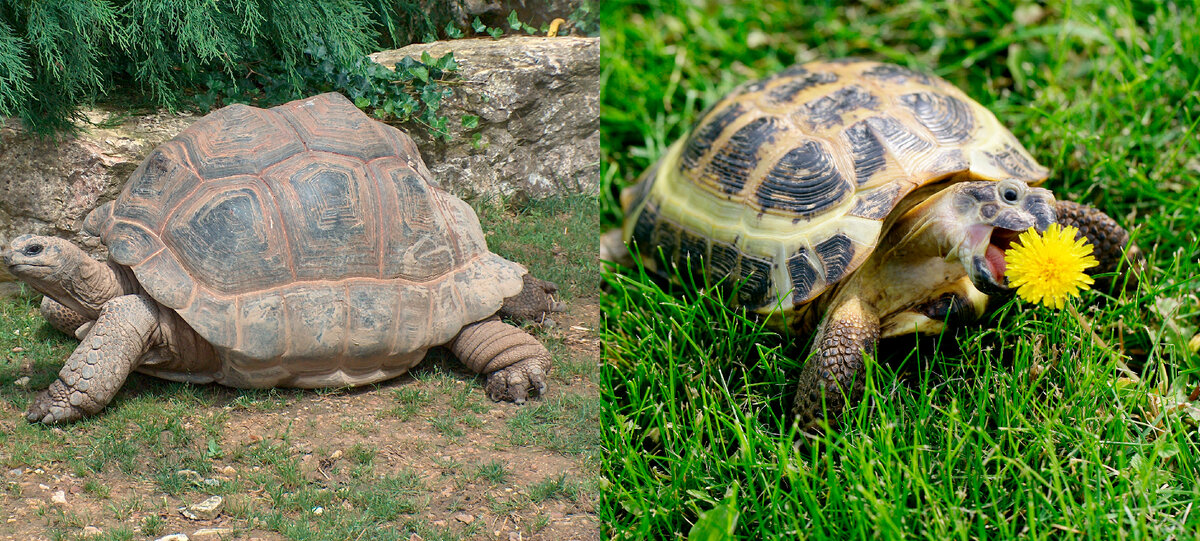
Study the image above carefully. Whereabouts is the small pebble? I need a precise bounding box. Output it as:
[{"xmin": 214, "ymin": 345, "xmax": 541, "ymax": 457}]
[
  {"xmin": 192, "ymin": 528, "xmax": 233, "ymax": 540},
  {"xmin": 7, "ymin": 468, "xmax": 21, "ymax": 476},
  {"xmin": 312, "ymin": 506, "xmax": 324, "ymax": 515},
  {"xmin": 50, "ymin": 490, "xmax": 67, "ymax": 505},
  {"xmin": 13, "ymin": 377, "xmax": 29, "ymax": 388},
  {"xmin": 454, "ymin": 513, "xmax": 474, "ymax": 524},
  {"xmin": 11, "ymin": 346, "xmax": 24, "ymax": 353},
  {"xmin": 83, "ymin": 525, "xmax": 102, "ymax": 536},
  {"xmin": 219, "ymin": 466, "xmax": 236, "ymax": 477},
  {"xmin": 153, "ymin": 535, "xmax": 189, "ymax": 541},
  {"xmin": 433, "ymin": 520, "xmax": 447, "ymax": 527},
  {"xmin": 180, "ymin": 495, "xmax": 224, "ymax": 520}
]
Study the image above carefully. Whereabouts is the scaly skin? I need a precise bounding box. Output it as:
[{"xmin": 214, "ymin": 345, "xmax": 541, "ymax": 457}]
[
  {"xmin": 449, "ymin": 316, "xmax": 551, "ymax": 403},
  {"xmin": 1054, "ymin": 200, "xmax": 1144, "ymax": 291},
  {"xmin": 26, "ymin": 294, "xmax": 159, "ymax": 424},
  {"xmin": 39, "ymin": 296, "xmax": 92, "ymax": 337},
  {"xmin": 792, "ymin": 297, "xmax": 880, "ymax": 430},
  {"xmin": 498, "ymin": 274, "xmax": 567, "ymax": 325}
]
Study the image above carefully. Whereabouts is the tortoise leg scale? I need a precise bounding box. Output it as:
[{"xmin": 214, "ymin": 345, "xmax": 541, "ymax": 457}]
[
  {"xmin": 26, "ymin": 294, "xmax": 159, "ymax": 424},
  {"xmin": 1054, "ymin": 201, "xmax": 1144, "ymax": 291},
  {"xmin": 498, "ymin": 274, "xmax": 567, "ymax": 325},
  {"xmin": 792, "ymin": 297, "xmax": 881, "ymax": 430},
  {"xmin": 449, "ymin": 316, "xmax": 552, "ymax": 404},
  {"xmin": 39, "ymin": 296, "xmax": 92, "ymax": 338}
]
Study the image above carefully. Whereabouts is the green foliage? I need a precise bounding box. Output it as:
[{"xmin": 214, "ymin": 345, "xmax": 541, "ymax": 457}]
[{"xmin": 0, "ymin": 0, "xmax": 462, "ymax": 135}]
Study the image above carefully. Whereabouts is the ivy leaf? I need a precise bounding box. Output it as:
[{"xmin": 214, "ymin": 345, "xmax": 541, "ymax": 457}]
[
  {"xmin": 421, "ymin": 85, "xmax": 443, "ymax": 108},
  {"xmin": 487, "ymin": 27, "xmax": 504, "ymax": 39},
  {"xmin": 411, "ymin": 65, "xmax": 430, "ymax": 83},
  {"xmin": 507, "ymin": 10, "xmax": 522, "ymax": 30},
  {"xmin": 354, "ymin": 96, "xmax": 370, "ymax": 109},
  {"xmin": 462, "ymin": 115, "xmax": 479, "ymax": 129},
  {"xmin": 444, "ymin": 21, "xmax": 463, "ymax": 39},
  {"xmin": 472, "ymin": 17, "xmax": 486, "ymax": 33}
]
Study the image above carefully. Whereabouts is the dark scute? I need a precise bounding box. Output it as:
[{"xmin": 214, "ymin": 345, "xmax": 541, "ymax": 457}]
[
  {"xmin": 736, "ymin": 255, "xmax": 773, "ymax": 307},
  {"xmin": 650, "ymin": 218, "xmax": 681, "ymax": 271},
  {"xmin": 899, "ymin": 92, "xmax": 975, "ymax": 144},
  {"xmin": 815, "ymin": 234, "xmax": 855, "ymax": 283},
  {"xmin": 861, "ymin": 63, "xmax": 932, "ymax": 85},
  {"xmin": 756, "ymin": 140, "xmax": 851, "ymax": 215},
  {"xmin": 865, "ymin": 116, "xmax": 934, "ymax": 155},
  {"xmin": 767, "ymin": 70, "xmax": 838, "ymax": 104},
  {"xmin": 177, "ymin": 104, "xmax": 303, "ymax": 179},
  {"xmin": 677, "ymin": 230, "xmax": 710, "ymax": 284},
  {"xmin": 984, "ymin": 143, "xmax": 1040, "ymax": 179},
  {"xmin": 801, "ymin": 85, "xmax": 881, "ymax": 129},
  {"xmin": 702, "ymin": 116, "xmax": 780, "ymax": 195},
  {"xmin": 681, "ymin": 102, "xmax": 746, "ymax": 171},
  {"xmin": 630, "ymin": 203, "xmax": 658, "ymax": 247},
  {"xmin": 346, "ymin": 283, "xmax": 400, "ymax": 358},
  {"xmin": 374, "ymin": 160, "xmax": 456, "ymax": 281},
  {"xmin": 116, "ymin": 142, "xmax": 202, "ymax": 231},
  {"xmin": 166, "ymin": 184, "xmax": 288, "ymax": 293},
  {"xmin": 848, "ymin": 183, "xmax": 903, "ymax": 220},
  {"xmin": 106, "ymin": 222, "xmax": 164, "ymax": 267},
  {"xmin": 787, "ymin": 248, "xmax": 820, "ymax": 302},
  {"xmin": 843, "ymin": 121, "xmax": 888, "ymax": 185},
  {"xmin": 707, "ymin": 241, "xmax": 740, "ymax": 284}
]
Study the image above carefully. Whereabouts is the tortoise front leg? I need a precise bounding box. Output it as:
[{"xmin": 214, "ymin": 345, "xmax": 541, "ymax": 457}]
[
  {"xmin": 40, "ymin": 296, "xmax": 93, "ymax": 338},
  {"xmin": 449, "ymin": 316, "xmax": 551, "ymax": 403},
  {"xmin": 792, "ymin": 297, "xmax": 881, "ymax": 430},
  {"xmin": 26, "ymin": 294, "xmax": 159, "ymax": 424}
]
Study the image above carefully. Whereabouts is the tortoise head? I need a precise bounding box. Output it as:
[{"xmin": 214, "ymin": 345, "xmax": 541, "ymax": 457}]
[
  {"xmin": 2, "ymin": 235, "xmax": 82, "ymax": 285},
  {"xmin": 947, "ymin": 179, "xmax": 1056, "ymax": 295}
]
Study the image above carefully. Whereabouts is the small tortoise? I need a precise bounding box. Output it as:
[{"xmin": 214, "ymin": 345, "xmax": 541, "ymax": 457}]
[
  {"xmin": 4, "ymin": 92, "xmax": 564, "ymax": 424},
  {"xmin": 602, "ymin": 59, "xmax": 1140, "ymax": 428}
]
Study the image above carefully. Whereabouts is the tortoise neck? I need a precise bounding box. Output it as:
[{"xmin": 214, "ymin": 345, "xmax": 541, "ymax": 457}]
[{"xmin": 59, "ymin": 258, "xmax": 137, "ymax": 319}]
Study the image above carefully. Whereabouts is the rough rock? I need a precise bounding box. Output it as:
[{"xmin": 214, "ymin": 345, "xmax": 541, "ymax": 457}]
[
  {"xmin": 153, "ymin": 535, "xmax": 189, "ymax": 541},
  {"xmin": 371, "ymin": 36, "xmax": 599, "ymax": 202},
  {"xmin": 454, "ymin": 513, "xmax": 475, "ymax": 524},
  {"xmin": 50, "ymin": 490, "xmax": 67, "ymax": 505},
  {"xmin": 83, "ymin": 526, "xmax": 102, "ymax": 536},
  {"xmin": 0, "ymin": 109, "xmax": 195, "ymax": 297},
  {"xmin": 180, "ymin": 495, "xmax": 224, "ymax": 520}
]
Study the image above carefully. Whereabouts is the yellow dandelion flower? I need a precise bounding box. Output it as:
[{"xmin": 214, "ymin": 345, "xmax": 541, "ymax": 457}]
[{"xmin": 1004, "ymin": 223, "xmax": 1099, "ymax": 310}]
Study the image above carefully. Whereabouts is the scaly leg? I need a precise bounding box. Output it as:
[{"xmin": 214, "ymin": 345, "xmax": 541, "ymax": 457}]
[
  {"xmin": 449, "ymin": 316, "xmax": 551, "ymax": 403},
  {"xmin": 792, "ymin": 297, "xmax": 881, "ymax": 430},
  {"xmin": 26, "ymin": 294, "xmax": 159, "ymax": 424},
  {"xmin": 39, "ymin": 296, "xmax": 92, "ymax": 338}
]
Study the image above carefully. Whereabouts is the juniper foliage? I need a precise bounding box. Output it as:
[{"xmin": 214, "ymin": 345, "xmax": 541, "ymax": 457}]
[{"xmin": 0, "ymin": 0, "xmax": 448, "ymax": 135}]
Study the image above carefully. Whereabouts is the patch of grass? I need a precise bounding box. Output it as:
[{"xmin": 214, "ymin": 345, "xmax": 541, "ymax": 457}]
[
  {"xmin": 507, "ymin": 392, "xmax": 602, "ymax": 457},
  {"xmin": 138, "ymin": 515, "xmax": 163, "ymax": 537},
  {"xmin": 601, "ymin": 0, "xmax": 1200, "ymax": 539},
  {"xmin": 473, "ymin": 459, "xmax": 511, "ymax": 485},
  {"xmin": 474, "ymin": 194, "xmax": 599, "ymax": 301}
]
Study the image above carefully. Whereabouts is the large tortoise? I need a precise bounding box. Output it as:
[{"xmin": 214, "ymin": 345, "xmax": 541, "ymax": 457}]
[
  {"xmin": 4, "ymin": 92, "xmax": 563, "ymax": 424},
  {"xmin": 602, "ymin": 59, "xmax": 1140, "ymax": 428}
]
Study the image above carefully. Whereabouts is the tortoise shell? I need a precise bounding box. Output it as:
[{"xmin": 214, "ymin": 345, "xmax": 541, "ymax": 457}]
[
  {"xmin": 86, "ymin": 93, "xmax": 525, "ymax": 384},
  {"xmin": 621, "ymin": 59, "xmax": 1049, "ymax": 315}
]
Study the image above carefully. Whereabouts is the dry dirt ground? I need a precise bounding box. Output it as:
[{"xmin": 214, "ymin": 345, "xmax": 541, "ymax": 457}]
[{"xmin": 0, "ymin": 297, "xmax": 601, "ymax": 541}]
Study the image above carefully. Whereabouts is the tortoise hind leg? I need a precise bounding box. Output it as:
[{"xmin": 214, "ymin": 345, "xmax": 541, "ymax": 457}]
[
  {"xmin": 1054, "ymin": 201, "xmax": 1145, "ymax": 291},
  {"xmin": 792, "ymin": 297, "xmax": 881, "ymax": 430},
  {"xmin": 26, "ymin": 294, "xmax": 159, "ymax": 424},
  {"xmin": 449, "ymin": 316, "xmax": 551, "ymax": 403},
  {"xmin": 498, "ymin": 274, "xmax": 566, "ymax": 325},
  {"xmin": 40, "ymin": 296, "xmax": 93, "ymax": 338}
]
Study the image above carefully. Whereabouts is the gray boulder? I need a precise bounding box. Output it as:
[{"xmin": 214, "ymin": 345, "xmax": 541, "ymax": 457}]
[
  {"xmin": 0, "ymin": 110, "xmax": 195, "ymax": 296},
  {"xmin": 371, "ymin": 36, "xmax": 599, "ymax": 201}
]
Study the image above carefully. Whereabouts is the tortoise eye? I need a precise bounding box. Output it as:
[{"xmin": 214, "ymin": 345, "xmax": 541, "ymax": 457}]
[
  {"xmin": 1001, "ymin": 186, "xmax": 1020, "ymax": 203},
  {"xmin": 25, "ymin": 244, "xmax": 43, "ymax": 256}
]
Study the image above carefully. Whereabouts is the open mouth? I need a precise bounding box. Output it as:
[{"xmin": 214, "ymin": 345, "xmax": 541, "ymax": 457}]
[{"xmin": 984, "ymin": 227, "xmax": 1021, "ymax": 285}]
